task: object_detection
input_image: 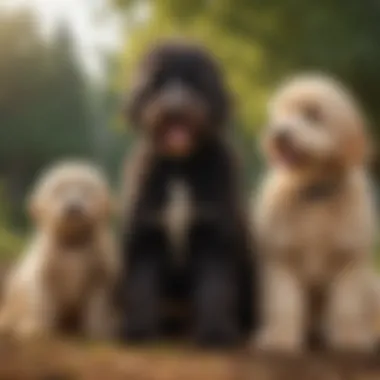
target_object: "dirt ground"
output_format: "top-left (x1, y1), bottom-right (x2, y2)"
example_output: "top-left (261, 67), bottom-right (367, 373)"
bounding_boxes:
top-left (0, 340), bottom-right (380, 380)
top-left (1, 263), bottom-right (380, 380)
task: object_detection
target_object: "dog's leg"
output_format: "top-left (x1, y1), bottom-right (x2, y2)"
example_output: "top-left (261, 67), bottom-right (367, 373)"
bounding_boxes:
top-left (15, 291), bottom-right (56, 340)
top-left (0, 276), bottom-right (56, 340)
top-left (189, 222), bottom-right (240, 347)
top-left (84, 287), bottom-right (116, 340)
top-left (253, 263), bottom-right (305, 353)
top-left (122, 225), bottom-right (169, 342)
top-left (325, 264), bottom-right (375, 351)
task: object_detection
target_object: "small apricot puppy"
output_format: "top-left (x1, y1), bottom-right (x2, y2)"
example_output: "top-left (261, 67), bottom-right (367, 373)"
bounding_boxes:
top-left (253, 74), bottom-right (377, 352)
top-left (0, 161), bottom-right (119, 340)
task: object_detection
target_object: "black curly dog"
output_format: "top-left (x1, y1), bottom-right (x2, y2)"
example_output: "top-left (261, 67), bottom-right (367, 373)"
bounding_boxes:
top-left (120, 40), bottom-right (259, 347)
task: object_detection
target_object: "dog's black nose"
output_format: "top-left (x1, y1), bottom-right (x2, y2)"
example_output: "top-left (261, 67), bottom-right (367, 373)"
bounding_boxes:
top-left (65, 203), bottom-right (84, 217)
top-left (274, 129), bottom-right (291, 145)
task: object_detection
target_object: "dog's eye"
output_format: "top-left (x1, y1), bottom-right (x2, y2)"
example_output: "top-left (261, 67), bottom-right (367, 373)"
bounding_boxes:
top-left (302, 105), bottom-right (322, 124)
top-left (79, 183), bottom-right (95, 197)
top-left (182, 68), bottom-right (198, 84)
top-left (151, 69), bottom-right (168, 89)
top-left (52, 183), bottom-right (66, 196)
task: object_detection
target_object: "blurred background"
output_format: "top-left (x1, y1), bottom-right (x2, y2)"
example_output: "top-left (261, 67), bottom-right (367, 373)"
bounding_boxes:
top-left (0, 0), bottom-right (379, 259)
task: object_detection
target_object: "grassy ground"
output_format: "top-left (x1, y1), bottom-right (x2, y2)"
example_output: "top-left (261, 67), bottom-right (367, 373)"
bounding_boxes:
top-left (0, 227), bottom-right (24, 260)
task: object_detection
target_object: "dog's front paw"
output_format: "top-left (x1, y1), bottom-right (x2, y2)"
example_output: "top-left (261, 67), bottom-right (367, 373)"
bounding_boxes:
top-left (252, 329), bottom-right (303, 354)
top-left (123, 326), bottom-right (159, 343)
top-left (122, 316), bottom-right (160, 343)
top-left (328, 329), bottom-right (375, 353)
top-left (195, 322), bottom-right (240, 348)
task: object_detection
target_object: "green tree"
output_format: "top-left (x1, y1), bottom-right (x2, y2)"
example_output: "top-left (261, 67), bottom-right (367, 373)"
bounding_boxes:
top-left (0, 10), bottom-right (95, 227)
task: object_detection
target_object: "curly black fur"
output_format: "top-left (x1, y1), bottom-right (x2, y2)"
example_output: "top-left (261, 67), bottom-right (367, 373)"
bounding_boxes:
top-left (119, 40), bottom-right (259, 347)
top-left (127, 40), bottom-right (229, 131)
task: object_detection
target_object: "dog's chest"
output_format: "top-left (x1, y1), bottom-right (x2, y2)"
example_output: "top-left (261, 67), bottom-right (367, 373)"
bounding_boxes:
top-left (163, 179), bottom-right (193, 261)
top-left (271, 202), bottom-right (358, 282)
top-left (46, 249), bottom-right (101, 309)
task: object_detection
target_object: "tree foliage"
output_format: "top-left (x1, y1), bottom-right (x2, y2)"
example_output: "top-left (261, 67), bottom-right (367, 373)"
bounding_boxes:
top-left (0, 10), bottom-right (111, 228)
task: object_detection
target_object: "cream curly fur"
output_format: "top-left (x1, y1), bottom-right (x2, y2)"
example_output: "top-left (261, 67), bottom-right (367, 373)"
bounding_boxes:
top-left (0, 161), bottom-right (119, 340)
top-left (252, 74), bottom-right (377, 352)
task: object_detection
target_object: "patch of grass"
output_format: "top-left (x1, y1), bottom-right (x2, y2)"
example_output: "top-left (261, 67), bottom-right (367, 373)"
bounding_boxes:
top-left (0, 227), bottom-right (24, 261)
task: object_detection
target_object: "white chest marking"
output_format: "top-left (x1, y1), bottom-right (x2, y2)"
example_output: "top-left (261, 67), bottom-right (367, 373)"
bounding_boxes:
top-left (164, 180), bottom-right (192, 264)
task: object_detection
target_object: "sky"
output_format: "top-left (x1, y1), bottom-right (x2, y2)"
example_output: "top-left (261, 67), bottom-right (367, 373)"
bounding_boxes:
top-left (0, 0), bottom-right (123, 78)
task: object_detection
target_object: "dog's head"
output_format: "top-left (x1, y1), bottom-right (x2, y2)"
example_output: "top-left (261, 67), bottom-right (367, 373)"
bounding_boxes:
top-left (29, 161), bottom-right (111, 236)
top-left (263, 74), bottom-right (370, 170)
top-left (126, 39), bottom-right (230, 158)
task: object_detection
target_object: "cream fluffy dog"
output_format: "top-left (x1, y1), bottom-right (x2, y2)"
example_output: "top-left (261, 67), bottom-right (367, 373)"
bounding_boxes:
top-left (253, 74), bottom-right (377, 352)
top-left (0, 161), bottom-right (119, 340)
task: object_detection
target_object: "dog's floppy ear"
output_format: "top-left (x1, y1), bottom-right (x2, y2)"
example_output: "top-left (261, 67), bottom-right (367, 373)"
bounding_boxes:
top-left (259, 126), bottom-right (277, 165)
top-left (98, 188), bottom-right (115, 221)
top-left (27, 191), bottom-right (44, 223)
top-left (342, 117), bottom-right (372, 167)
